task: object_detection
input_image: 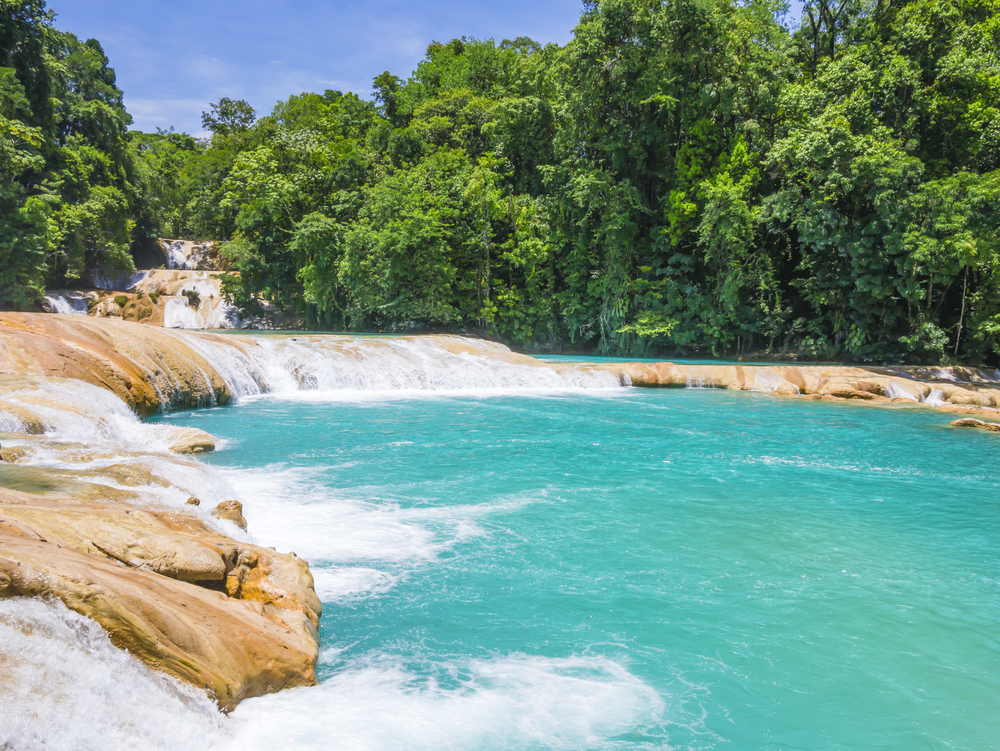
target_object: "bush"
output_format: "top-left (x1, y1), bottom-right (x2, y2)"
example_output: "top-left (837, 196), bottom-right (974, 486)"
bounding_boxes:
top-left (149, 290), bottom-right (161, 303)
top-left (114, 295), bottom-right (128, 308)
top-left (182, 289), bottom-right (200, 309)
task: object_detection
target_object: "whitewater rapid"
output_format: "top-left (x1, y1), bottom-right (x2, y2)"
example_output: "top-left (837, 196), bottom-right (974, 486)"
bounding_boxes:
top-left (0, 333), bottom-right (639, 750)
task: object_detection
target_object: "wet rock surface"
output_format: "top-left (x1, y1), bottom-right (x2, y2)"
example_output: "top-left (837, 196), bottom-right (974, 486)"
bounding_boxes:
top-left (0, 485), bottom-right (321, 711)
top-left (212, 500), bottom-right (249, 531)
top-left (951, 417), bottom-right (1000, 432)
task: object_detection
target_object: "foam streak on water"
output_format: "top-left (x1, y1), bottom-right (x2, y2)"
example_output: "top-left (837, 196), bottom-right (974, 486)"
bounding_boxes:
top-left (227, 654), bottom-right (666, 751)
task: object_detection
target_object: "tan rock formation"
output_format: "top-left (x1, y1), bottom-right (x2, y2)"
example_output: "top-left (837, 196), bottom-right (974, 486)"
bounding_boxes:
top-left (558, 360), bottom-right (1000, 416)
top-left (951, 418), bottom-right (1000, 432)
top-left (166, 427), bottom-right (217, 454)
top-left (0, 313), bottom-right (231, 415)
top-left (212, 500), bottom-right (249, 531)
top-left (0, 485), bottom-right (321, 711)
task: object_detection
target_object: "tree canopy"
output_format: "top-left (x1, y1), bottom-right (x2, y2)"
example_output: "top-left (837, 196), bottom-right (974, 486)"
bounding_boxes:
top-left (3, 0), bottom-right (1000, 364)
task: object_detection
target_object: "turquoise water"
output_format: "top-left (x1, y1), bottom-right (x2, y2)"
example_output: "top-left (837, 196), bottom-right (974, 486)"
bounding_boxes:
top-left (155, 389), bottom-right (1000, 750)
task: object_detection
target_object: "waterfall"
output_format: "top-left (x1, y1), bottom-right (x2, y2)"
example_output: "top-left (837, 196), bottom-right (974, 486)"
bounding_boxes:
top-left (163, 239), bottom-right (191, 270)
top-left (0, 599), bottom-right (226, 751)
top-left (44, 292), bottom-right (90, 315)
top-left (163, 297), bottom-right (242, 330)
top-left (884, 380), bottom-right (919, 401)
top-left (181, 334), bottom-right (626, 400)
top-left (162, 240), bottom-right (219, 271)
top-left (924, 388), bottom-right (947, 407)
top-left (752, 369), bottom-right (798, 394)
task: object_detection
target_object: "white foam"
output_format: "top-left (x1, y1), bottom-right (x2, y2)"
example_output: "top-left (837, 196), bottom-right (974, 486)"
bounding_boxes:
top-left (752, 369), bottom-right (797, 394)
top-left (43, 292), bottom-right (90, 315)
top-left (225, 653), bottom-right (665, 751)
top-left (1, 380), bottom-right (171, 449)
top-left (884, 380), bottom-right (919, 401)
top-left (224, 465), bottom-right (529, 564)
top-left (173, 334), bottom-right (626, 402)
top-left (311, 567), bottom-right (402, 602)
top-left (163, 296), bottom-right (242, 330)
top-left (0, 598), bottom-right (226, 751)
top-left (924, 388), bottom-right (947, 407)
top-left (224, 466), bottom-right (455, 563)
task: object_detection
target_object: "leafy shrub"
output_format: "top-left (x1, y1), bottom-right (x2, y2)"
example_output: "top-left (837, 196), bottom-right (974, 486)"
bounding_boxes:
top-left (114, 295), bottom-right (128, 308)
top-left (182, 289), bottom-right (201, 309)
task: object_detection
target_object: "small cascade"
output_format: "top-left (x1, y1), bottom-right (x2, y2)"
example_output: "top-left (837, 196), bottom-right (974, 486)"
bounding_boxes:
top-left (88, 269), bottom-right (150, 291)
top-left (161, 239), bottom-right (223, 271)
top-left (163, 239), bottom-right (191, 270)
top-left (163, 296), bottom-right (242, 330)
top-left (0, 598), bottom-right (225, 750)
top-left (751, 369), bottom-right (797, 394)
top-left (924, 388), bottom-right (947, 407)
top-left (884, 380), bottom-right (919, 401)
top-left (685, 372), bottom-right (708, 389)
top-left (43, 291), bottom-right (91, 315)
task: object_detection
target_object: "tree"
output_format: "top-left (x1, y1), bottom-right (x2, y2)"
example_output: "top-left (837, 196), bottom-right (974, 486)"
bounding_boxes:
top-left (201, 97), bottom-right (256, 137)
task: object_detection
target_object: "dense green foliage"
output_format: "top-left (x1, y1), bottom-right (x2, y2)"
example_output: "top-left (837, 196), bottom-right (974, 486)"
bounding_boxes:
top-left (4, 0), bottom-right (1000, 363)
top-left (1, 0), bottom-right (140, 306)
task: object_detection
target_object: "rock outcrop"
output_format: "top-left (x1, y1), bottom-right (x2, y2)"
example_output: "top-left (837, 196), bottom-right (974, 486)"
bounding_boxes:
top-left (0, 313), bottom-right (323, 710)
top-left (549, 360), bottom-right (1000, 414)
top-left (0, 313), bottom-right (231, 415)
top-left (0, 488), bottom-right (320, 710)
top-left (951, 417), bottom-right (1000, 432)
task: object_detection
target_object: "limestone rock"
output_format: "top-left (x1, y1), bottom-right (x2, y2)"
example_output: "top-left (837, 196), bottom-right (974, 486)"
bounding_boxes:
top-left (0, 312), bottom-right (232, 416)
top-left (0, 486), bottom-right (321, 710)
top-left (165, 427), bottom-right (216, 454)
top-left (0, 535), bottom-right (317, 711)
top-left (951, 418), bottom-right (1000, 432)
top-left (212, 500), bottom-right (248, 531)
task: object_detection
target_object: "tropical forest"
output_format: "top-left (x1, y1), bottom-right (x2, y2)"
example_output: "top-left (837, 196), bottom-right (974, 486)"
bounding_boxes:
top-left (2, 0), bottom-right (1000, 363)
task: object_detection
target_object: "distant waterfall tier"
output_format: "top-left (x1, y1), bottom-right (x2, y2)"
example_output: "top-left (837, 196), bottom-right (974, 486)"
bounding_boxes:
top-left (160, 239), bottom-right (228, 272)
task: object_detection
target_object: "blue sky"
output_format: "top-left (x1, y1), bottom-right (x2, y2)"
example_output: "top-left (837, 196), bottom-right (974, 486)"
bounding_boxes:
top-left (52, 0), bottom-right (803, 137)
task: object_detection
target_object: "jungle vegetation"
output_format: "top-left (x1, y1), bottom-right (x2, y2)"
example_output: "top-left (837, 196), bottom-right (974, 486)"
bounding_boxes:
top-left (3, 0), bottom-right (1000, 363)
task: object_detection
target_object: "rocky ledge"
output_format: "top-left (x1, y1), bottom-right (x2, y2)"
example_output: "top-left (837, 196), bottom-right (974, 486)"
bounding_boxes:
top-left (0, 313), bottom-right (321, 711)
top-left (563, 361), bottom-right (1000, 414)
top-left (0, 487), bottom-right (320, 710)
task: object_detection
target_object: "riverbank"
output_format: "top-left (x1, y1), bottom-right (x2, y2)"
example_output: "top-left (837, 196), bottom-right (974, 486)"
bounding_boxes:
top-left (2, 312), bottom-right (999, 715)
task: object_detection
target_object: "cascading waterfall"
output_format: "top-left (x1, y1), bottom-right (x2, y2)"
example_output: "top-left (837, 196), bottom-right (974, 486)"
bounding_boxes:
top-left (43, 292), bottom-right (91, 315)
top-left (163, 296), bottom-right (243, 330)
top-left (0, 598), bottom-right (226, 750)
top-left (163, 239), bottom-right (193, 270)
top-left (180, 334), bottom-right (626, 400)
